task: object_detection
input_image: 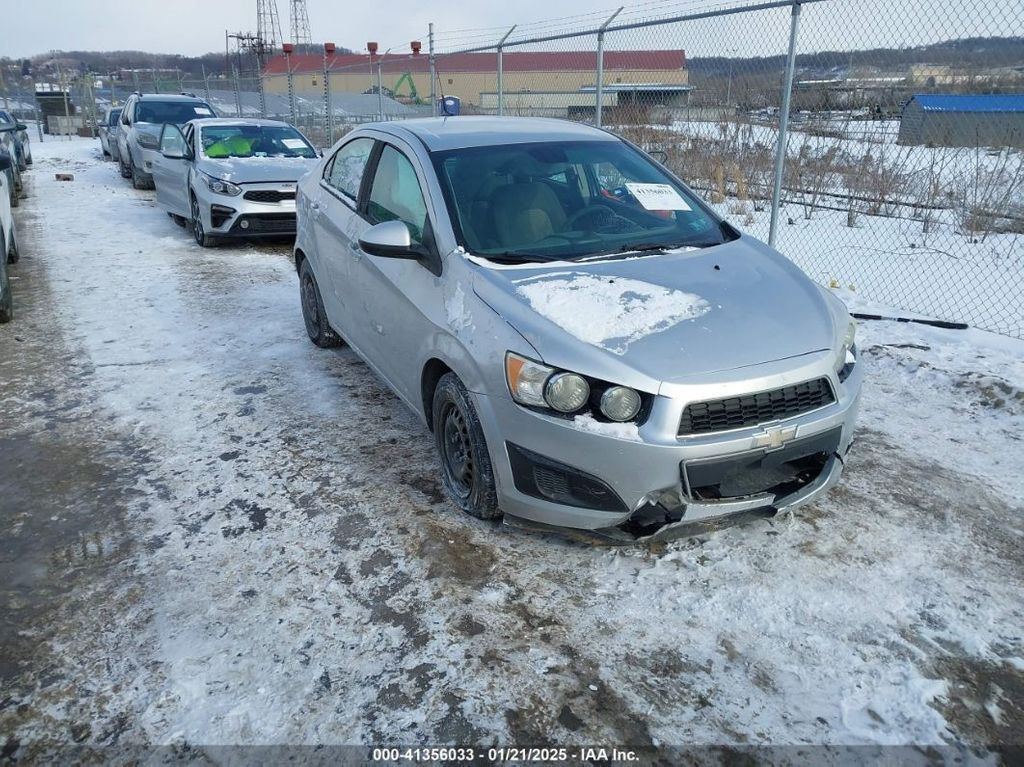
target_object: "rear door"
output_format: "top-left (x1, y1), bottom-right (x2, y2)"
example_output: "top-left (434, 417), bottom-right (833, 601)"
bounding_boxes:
top-left (311, 136), bottom-right (375, 337)
top-left (152, 124), bottom-right (191, 217)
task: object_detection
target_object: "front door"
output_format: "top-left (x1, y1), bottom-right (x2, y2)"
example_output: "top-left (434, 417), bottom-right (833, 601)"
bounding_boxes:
top-left (152, 124), bottom-right (191, 218)
top-left (348, 141), bottom-right (441, 405)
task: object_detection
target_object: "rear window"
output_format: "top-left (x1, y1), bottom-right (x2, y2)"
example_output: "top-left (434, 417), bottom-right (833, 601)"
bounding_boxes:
top-left (134, 101), bottom-right (216, 124)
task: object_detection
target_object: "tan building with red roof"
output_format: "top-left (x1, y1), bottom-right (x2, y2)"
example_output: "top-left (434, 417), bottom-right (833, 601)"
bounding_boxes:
top-left (262, 50), bottom-right (688, 116)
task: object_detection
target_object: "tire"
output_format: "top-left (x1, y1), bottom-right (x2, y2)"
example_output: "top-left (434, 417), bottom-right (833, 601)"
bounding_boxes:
top-left (298, 258), bottom-right (341, 348)
top-left (118, 150), bottom-right (132, 179)
top-left (131, 161), bottom-right (152, 190)
top-left (7, 226), bottom-right (18, 264)
top-left (0, 233), bottom-right (11, 324)
top-left (190, 194), bottom-right (218, 248)
top-left (432, 373), bottom-right (500, 520)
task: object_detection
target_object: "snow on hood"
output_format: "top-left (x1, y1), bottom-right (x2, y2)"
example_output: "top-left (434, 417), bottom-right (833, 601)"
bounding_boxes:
top-left (469, 237), bottom-right (838, 383)
top-left (197, 155), bottom-right (317, 184)
top-left (514, 271), bottom-right (710, 355)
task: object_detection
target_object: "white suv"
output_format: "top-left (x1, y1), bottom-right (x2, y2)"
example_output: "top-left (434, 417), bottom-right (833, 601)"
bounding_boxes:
top-left (117, 93), bottom-right (216, 189)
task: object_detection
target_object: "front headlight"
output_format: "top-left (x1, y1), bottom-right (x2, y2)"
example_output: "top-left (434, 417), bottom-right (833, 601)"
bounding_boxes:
top-left (836, 320), bottom-right (857, 382)
top-left (201, 172), bottom-right (242, 197)
top-left (505, 352), bottom-right (646, 422)
top-left (601, 386), bottom-right (642, 422)
top-left (505, 353), bottom-right (551, 408)
top-left (545, 372), bottom-right (590, 413)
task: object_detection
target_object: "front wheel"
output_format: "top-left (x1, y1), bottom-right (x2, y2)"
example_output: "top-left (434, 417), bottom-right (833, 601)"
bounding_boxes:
top-left (118, 151), bottom-right (132, 179)
top-left (432, 373), bottom-right (500, 520)
top-left (7, 227), bottom-right (19, 264)
top-left (0, 242), bottom-right (11, 324)
top-left (298, 258), bottom-right (341, 348)
top-left (190, 195), bottom-right (217, 248)
top-left (131, 161), bottom-right (152, 190)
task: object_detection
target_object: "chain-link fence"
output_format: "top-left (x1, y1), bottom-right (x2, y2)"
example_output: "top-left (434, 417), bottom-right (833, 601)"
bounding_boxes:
top-left (3, 0), bottom-right (1020, 336)
top-left (426, 0), bottom-right (1023, 338)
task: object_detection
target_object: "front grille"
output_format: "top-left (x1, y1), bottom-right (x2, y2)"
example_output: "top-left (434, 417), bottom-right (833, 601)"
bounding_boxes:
top-left (243, 190), bottom-right (295, 203)
top-left (679, 377), bottom-right (835, 436)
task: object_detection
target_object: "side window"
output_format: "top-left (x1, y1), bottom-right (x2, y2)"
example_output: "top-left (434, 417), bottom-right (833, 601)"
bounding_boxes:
top-left (159, 124), bottom-right (186, 155)
top-left (325, 137), bottom-right (373, 202)
top-left (367, 145), bottom-right (428, 243)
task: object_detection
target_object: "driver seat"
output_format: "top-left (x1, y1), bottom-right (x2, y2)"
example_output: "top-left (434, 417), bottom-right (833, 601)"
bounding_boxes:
top-left (489, 182), bottom-right (567, 247)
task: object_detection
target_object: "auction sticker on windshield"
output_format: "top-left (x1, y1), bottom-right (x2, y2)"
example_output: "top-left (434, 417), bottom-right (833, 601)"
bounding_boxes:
top-left (194, 107), bottom-right (213, 115)
top-left (282, 138), bottom-right (307, 149)
top-left (625, 182), bottom-right (692, 211)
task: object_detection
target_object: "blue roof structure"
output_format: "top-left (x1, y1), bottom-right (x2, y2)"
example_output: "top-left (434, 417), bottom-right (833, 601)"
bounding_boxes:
top-left (910, 94), bottom-right (1024, 113)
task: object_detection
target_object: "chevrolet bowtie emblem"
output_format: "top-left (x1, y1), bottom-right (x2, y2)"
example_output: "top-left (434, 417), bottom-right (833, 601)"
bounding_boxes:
top-left (752, 424), bottom-right (798, 450)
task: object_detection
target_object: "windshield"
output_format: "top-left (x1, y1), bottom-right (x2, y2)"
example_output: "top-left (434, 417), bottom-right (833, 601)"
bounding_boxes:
top-left (431, 139), bottom-right (728, 262)
top-left (135, 100), bottom-right (215, 124)
top-left (199, 125), bottom-right (317, 159)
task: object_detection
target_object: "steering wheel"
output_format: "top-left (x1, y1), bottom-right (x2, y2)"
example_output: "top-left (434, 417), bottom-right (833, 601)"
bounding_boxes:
top-left (563, 203), bottom-right (616, 231)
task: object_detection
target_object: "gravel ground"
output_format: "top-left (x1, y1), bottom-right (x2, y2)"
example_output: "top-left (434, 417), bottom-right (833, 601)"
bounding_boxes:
top-left (1, 138), bottom-right (1022, 759)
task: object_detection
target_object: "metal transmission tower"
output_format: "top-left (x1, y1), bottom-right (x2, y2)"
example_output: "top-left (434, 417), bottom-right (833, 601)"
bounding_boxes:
top-left (256, 0), bottom-right (283, 50)
top-left (290, 0), bottom-right (313, 48)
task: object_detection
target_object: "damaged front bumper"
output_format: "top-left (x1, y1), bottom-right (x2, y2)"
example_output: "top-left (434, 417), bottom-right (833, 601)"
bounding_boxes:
top-left (474, 353), bottom-right (862, 543)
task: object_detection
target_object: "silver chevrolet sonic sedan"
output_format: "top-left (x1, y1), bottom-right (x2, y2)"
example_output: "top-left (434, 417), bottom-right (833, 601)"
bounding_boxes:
top-left (294, 117), bottom-right (862, 540)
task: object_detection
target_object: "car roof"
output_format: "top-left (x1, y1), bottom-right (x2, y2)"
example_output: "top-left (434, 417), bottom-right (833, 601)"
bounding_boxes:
top-left (189, 118), bottom-right (293, 129)
top-left (376, 116), bottom-right (619, 152)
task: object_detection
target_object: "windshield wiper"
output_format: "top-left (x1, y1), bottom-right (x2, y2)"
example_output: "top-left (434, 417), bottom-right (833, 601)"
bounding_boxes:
top-left (476, 251), bottom-right (568, 264)
top-left (576, 241), bottom-right (692, 261)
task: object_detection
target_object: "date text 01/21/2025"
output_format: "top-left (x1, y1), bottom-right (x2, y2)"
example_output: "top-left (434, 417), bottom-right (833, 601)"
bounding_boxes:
top-left (371, 747), bottom-right (640, 762)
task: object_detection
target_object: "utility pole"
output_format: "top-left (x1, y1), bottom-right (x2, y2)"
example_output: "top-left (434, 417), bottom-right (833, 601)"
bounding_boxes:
top-left (290, 0), bottom-right (312, 49)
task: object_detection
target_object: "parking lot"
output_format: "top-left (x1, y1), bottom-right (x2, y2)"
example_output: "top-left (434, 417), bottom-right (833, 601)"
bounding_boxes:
top-left (1, 136), bottom-right (1022, 756)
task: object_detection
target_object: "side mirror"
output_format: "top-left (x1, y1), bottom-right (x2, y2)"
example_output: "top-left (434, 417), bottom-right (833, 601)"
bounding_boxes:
top-left (161, 148), bottom-right (188, 160)
top-left (15, 123), bottom-right (27, 132)
top-left (649, 149), bottom-right (668, 164)
top-left (358, 220), bottom-right (427, 260)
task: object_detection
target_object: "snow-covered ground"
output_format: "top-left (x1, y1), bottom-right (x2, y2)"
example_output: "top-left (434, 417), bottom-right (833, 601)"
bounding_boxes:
top-left (1, 136), bottom-right (1022, 757)
top-left (654, 118), bottom-right (1024, 338)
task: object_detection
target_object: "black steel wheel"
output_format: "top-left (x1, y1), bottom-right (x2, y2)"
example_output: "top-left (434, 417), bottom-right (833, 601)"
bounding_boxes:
top-left (432, 373), bottom-right (500, 520)
top-left (0, 232), bottom-right (11, 324)
top-left (299, 258), bottom-right (341, 348)
top-left (119, 150), bottom-right (132, 179)
top-left (190, 194), bottom-right (217, 248)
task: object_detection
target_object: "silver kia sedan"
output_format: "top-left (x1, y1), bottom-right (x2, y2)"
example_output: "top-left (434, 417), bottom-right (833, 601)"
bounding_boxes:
top-left (152, 118), bottom-right (319, 246)
top-left (294, 117), bottom-right (862, 541)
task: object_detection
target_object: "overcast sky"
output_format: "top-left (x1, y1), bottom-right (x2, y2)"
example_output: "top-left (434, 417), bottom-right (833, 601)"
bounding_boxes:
top-left (0, 0), bottom-right (1015, 61)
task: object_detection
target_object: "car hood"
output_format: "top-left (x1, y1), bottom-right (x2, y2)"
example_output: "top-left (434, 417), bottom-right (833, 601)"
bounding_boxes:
top-left (469, 236), bottom-right (838, 385)
top-left (197, 156), bottom-right (317, 184)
